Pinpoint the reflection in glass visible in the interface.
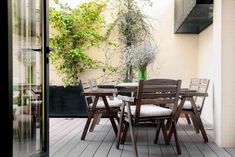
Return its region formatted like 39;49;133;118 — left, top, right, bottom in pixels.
12;0;44;156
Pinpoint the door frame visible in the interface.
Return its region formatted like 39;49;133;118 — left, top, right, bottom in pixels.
41;0;50;156
0;0;50;156
0;0;13;157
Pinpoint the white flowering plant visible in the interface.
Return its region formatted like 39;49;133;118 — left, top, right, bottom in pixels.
124;41;157;69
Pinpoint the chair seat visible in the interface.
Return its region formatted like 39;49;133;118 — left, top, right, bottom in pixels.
182;101;200;109
125;104;172;117
89;99;122;108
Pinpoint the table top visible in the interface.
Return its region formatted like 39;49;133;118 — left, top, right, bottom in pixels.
114;82;138;87
114;82;208;97
82;88;118;96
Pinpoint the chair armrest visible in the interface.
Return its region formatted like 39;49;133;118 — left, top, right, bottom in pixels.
117;95;135;102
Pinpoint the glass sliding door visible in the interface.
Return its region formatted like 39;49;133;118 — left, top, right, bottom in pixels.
12;0;49;156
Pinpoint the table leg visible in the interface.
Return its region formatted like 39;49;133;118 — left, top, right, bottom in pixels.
81;96;99;140
102;96;118;136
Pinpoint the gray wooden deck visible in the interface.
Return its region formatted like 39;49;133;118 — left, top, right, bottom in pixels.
49;118;235;157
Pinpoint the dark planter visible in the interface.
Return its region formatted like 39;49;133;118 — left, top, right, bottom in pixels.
49;85;88;117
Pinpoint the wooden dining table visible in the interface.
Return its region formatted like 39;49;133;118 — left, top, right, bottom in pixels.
115;82;209;142
81;88;119;140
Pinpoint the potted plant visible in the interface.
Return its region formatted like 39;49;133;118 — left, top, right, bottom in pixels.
126;40;157;80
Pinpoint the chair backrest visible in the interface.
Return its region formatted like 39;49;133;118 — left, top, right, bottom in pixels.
195;79;210;112
89;78;98;91
80;78;93;110
189;78;200;91
134;79;181;124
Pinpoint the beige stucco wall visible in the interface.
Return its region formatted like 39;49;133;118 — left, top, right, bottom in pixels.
147;0;198;88
220;0;235;147
213;0;235;147
49;0;199;87
197;25;214;125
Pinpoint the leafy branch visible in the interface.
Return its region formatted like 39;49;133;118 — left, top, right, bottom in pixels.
49;0;115;86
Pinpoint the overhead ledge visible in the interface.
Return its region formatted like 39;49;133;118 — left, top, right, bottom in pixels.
174;0;213;34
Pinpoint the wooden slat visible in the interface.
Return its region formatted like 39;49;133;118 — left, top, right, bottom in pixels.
142;93;177;98
225;148;235;157
49;118;235;157
93;125;116;157
148;128;162;157
50;119;84;155
141;99;175;105
158;131;176;157
50;119;88;157
62;119;109;157
180;119;219;157
79;122;112;157
143;79;178;85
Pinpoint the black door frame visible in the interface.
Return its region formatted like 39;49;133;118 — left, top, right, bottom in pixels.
0;0;50;156
0;0;13;157
41;0;50;156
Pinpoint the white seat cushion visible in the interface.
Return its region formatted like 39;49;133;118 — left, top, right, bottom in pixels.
125;104;172;117
89;99;122;108
182;101;200;109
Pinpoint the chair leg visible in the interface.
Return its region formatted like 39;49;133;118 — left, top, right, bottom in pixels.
185;113;191;124
172;121;181;155
89;113;100;132
121;122;129;144
161;120;169;144
95;113;102;125
116;103;125;149
196;114;208;142
81;97;99;140
165;118;172;130
126;102;138;157
167;121;173;142
190;114;200;133
154;120;161;144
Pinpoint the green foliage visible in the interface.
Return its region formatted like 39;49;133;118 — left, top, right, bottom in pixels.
107;0;153;82
49;0;111;86
117;0;152;46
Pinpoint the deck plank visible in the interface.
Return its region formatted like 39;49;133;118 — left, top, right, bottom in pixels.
50;119;85;155
93;124;116;157
49;118;235;157
225;148;235;157
148;127;162;157
65;119;109;157
79;120;112;157
50;118;87;157
180;118;218;157
50;118;82;145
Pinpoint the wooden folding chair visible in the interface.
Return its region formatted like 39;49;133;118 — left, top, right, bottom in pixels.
116;79;182;156
181;78;210;133
80;78;122;132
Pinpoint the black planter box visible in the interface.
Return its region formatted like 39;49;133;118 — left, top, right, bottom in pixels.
49;85;88;117
49;84;131;118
